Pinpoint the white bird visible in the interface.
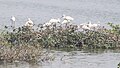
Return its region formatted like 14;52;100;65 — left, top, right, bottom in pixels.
87;21;100;30
94;21;100;27
10;16;16;28
43;22;52;27
11;16;15;22
81;24;90;30
43;18;60;27
24;18;34;27
61;19;70;24
79;23;90;30
62;14;74;21
49;18;60;25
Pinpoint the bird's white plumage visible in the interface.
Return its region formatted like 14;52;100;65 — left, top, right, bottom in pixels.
61;19;70;24
79;21;100;30
42;15;73;27
11;16;15;22
43;22;52;27
10;16;16;28
43;18;60;27
87;21;100;29
62;14;74;21
24;18;34;27
49;18;60;24
81;25;90;30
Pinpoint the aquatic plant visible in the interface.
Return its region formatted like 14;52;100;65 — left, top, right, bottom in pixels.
0;18;120;63
1;22;120;49
107;22;120;35
118;62;120;68
0;26;55;63
107;22;120;47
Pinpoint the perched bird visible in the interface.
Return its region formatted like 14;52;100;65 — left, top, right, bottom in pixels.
79;23;90;30
43;22;52;27
49;18;60;25
61;19;70;24
62;14;74;21
11;16;15;22
24;18;34;27
81;24;90;30
87;21;100;30
43;18;60;27
61;15;74;27
10;16;16;28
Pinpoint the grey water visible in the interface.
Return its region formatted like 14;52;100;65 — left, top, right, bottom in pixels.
0;0;120;68
0;49;120;68
0;0;120;28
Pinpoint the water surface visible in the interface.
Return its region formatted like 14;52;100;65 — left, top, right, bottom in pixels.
0;49;120;68
0;0;120;27
0;0;120;68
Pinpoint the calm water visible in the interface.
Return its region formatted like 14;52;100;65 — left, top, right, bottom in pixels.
0;49;120;68
0;0;120;27
0;0;120;68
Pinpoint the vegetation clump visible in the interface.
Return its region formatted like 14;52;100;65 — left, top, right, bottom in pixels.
0;26;55;63
0;19;120;63
1;22;120;49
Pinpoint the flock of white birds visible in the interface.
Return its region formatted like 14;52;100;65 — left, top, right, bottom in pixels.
10;14;100;30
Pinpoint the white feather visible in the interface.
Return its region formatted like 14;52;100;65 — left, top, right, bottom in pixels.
62;14;74;21
11;16;15;22
24;18;34;27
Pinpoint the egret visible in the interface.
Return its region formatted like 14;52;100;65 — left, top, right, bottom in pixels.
43;22;52;27
43;18;60;27
49;18;60;27
10;16;16;28
24;18;34;27
87;21;100;30
61;19;71;24
61;19;71;28
81;24;90;30
48;18;60;31
61;15;74;28
49;18;60;25
79;23;90;30
95;21;101;27
62;14;74;21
